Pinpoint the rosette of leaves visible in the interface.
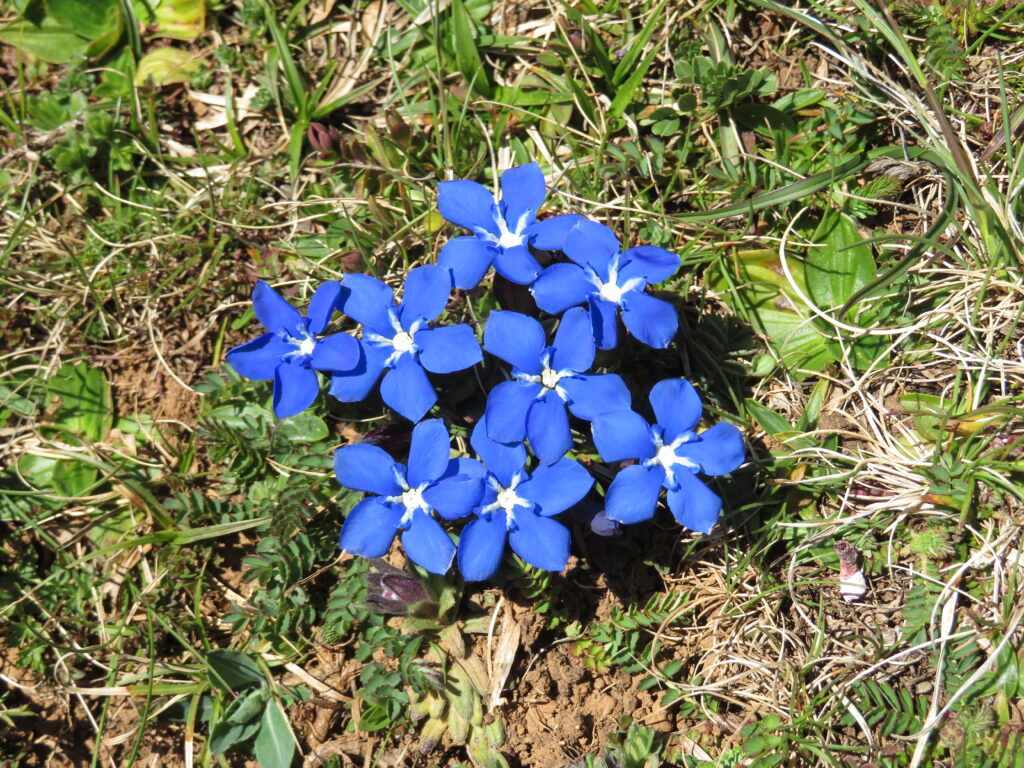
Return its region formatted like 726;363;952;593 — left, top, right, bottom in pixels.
641;55;777;137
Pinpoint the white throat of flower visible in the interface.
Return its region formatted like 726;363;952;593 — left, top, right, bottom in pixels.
480;473;529;529
365;310;426;368
388;469;432;528
643;430;697;487
588;252;645;306
475;205;530;250
284;328;317;361
515;351;571;402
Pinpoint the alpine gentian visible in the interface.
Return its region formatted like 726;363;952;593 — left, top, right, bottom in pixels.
328;264;482;423
226;280;361;418
483;306;631;464
456;416;593;581
530;219;681;350
336;419;484;575
590;379;745;533
438;162;583;289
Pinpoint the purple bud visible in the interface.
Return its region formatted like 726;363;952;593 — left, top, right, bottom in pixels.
364;560;437;616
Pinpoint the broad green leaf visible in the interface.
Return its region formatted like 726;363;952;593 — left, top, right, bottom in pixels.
210;717;261;754
254;700;295;768
805;210;876;309
207;650;264;692
135;46;203;86
153;0;205;40
276;411;328;443
46;0;119;39
0;16;88;63
53;459;99;497
752;308;835;375
492;86;572;106
47;363;112;442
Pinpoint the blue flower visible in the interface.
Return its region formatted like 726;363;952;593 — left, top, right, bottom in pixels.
226;280;361;418
328;265;482;422
530;219;681;350
336;419;485;575
482;306;631;464
456;416;593;581
438;162;583;289
590;379;745;533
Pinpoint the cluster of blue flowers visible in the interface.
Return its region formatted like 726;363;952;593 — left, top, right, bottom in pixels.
226;162;745;581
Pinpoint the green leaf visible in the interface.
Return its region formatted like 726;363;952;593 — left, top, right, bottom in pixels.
135;46;203;86
152;0;206;41
52;459;100;497
751;309;835;375
451;0;492;98
611;0;667;85
206;650;264;692
0;15;89;63
47;363;112;442
608;44;659;117
805;210;876;309
276;411;328;443
209;716;261;754
254;700;295;768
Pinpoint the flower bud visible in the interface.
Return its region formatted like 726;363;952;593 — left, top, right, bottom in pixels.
307;122;341;157
364;560;437;616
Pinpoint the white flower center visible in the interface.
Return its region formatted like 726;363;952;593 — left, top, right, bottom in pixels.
496;487;525;512
297;336;316;356
645;432;697;487
599;282;625;303
392;331;415;354
588;253;645;306
401;486;426;512
655;444;678;468
541;368;565;389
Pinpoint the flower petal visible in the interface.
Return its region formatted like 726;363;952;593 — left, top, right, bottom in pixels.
493;244;541;285
226;332;293;380
562;373;631;422
562;219;619;273
458;512;508;582
424;474;484;520
273;360;319;418
470;416;526;487
399;264;451;326
340;274;395;336
649;378;703;438
499;162;545;230
591;410;655;462
666;470;722;533
253;280;303;335
483;380;539;443
401;509;455;574
438;179;498;236
307;280;344;334
483;311;545;374
439;236;496;290
443;457;489;482
339;497;403;558
551;306;594;372
327;342;388;402
526;213;586;251
380;355;436;422
509;512;570;572
620;290;677;349
588;296;620;350
530;263;592;315
334;443;401;496
518;457;593;516
619;245;680;285
417;324;482;374
526;392;571;464
311;332;361;372
604;464;665;524
407;418;451;487
676;422;745;476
